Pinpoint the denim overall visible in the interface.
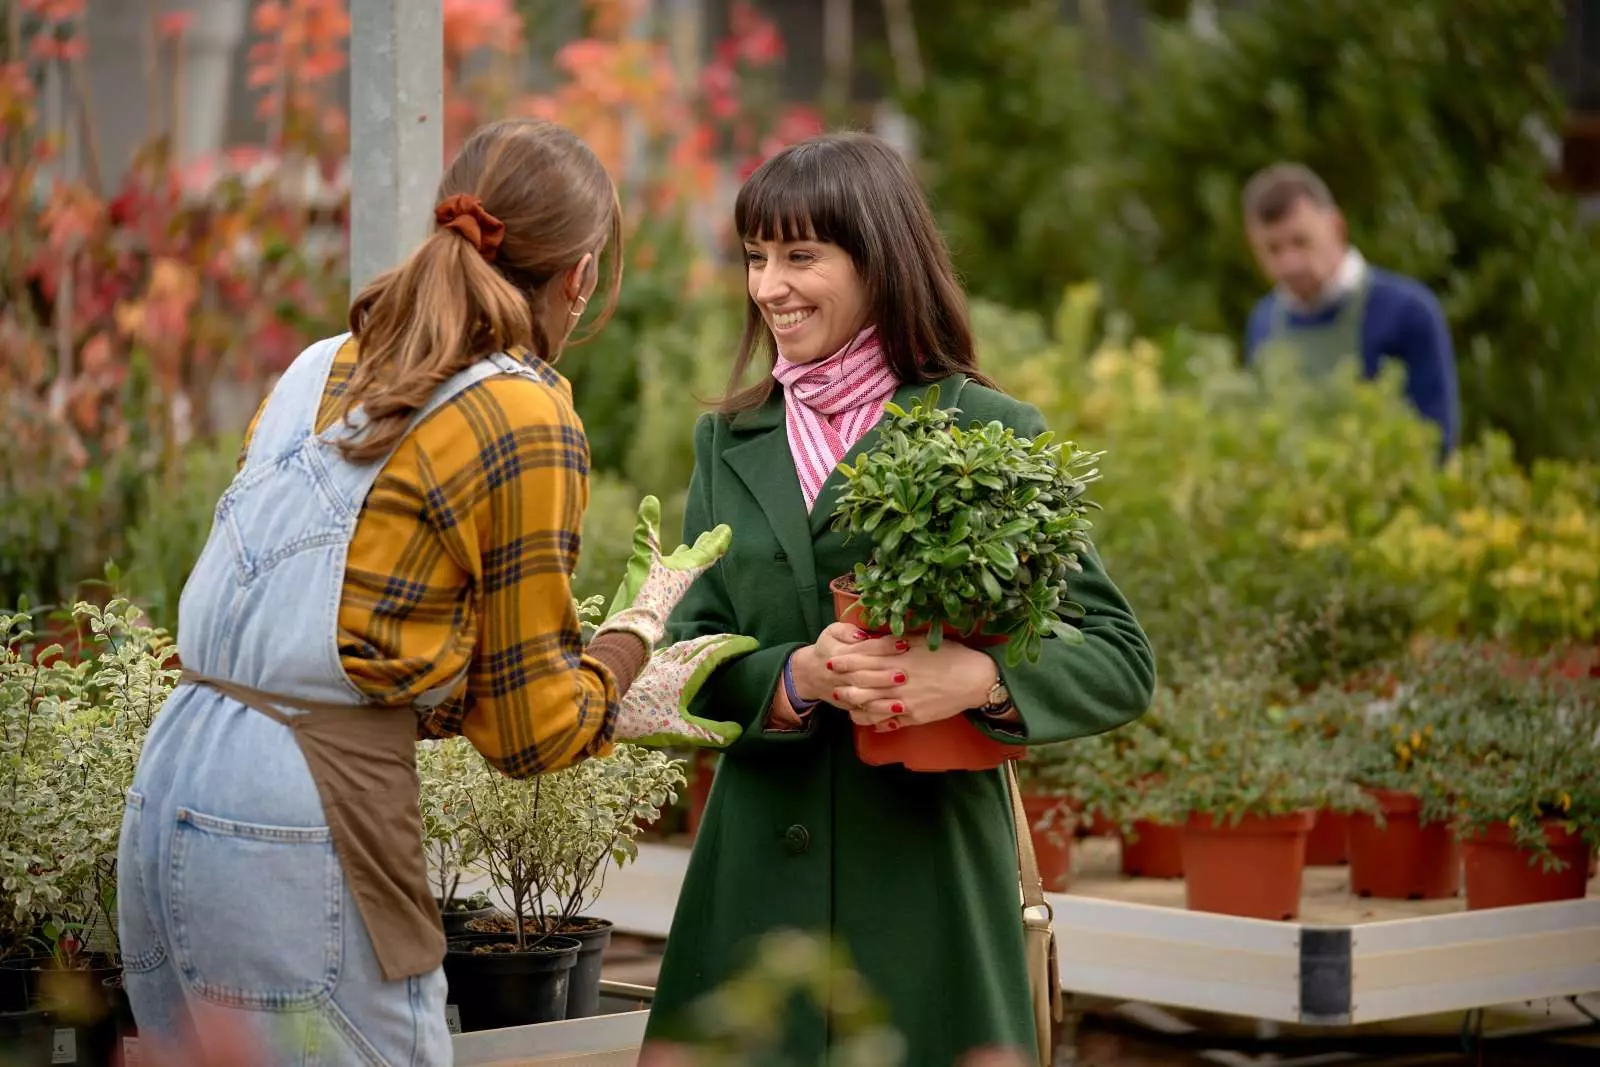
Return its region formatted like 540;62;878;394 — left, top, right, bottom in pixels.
119;334;544;1065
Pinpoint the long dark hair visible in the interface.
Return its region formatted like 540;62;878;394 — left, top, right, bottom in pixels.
341;118;623;463
718;132;996;414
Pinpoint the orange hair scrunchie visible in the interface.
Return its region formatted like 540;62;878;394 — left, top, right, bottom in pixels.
434;193;506;264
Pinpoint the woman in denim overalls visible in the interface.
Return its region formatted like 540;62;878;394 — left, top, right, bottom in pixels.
117;119;735;1065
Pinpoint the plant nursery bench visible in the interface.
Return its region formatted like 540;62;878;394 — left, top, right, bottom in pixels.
464;838;1598;1063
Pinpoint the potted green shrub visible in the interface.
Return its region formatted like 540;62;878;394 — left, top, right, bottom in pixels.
1415;644;1598;910
1339;647;1470;900
829;388;1103;772
1;600;173;1063
1137;654;1368;920
434;738;685;1029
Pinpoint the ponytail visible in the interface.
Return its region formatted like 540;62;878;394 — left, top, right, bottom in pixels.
332;118;621;464
338;229;539;465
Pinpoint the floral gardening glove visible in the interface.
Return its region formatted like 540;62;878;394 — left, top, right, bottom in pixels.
595;495;732;652
612;633;759;747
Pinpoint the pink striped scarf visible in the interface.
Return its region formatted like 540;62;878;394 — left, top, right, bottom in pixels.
771;326;899;510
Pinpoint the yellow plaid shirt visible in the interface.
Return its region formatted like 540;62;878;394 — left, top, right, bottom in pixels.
239;338;616;777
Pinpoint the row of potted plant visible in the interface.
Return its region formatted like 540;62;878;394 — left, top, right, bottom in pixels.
1019;637;1598;920
0;593;687;1061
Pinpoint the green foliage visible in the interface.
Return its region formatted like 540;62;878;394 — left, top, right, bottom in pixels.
422;737;685;949
903;0;1103;312
1407;641;1600;868
122;436;240;632
831;387;1103;665
910;0;1600;461
0;600;175;963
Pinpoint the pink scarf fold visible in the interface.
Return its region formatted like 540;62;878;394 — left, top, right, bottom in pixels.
771;326;899;511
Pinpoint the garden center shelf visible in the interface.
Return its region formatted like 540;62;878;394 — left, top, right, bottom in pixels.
574;838;1600;1029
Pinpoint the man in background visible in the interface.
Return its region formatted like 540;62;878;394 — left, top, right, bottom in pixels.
1241;162;1460;455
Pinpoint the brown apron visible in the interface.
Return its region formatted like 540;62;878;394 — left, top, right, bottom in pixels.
179;669;446;982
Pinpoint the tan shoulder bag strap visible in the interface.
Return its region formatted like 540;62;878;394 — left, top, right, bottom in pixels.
1006;760;1047;911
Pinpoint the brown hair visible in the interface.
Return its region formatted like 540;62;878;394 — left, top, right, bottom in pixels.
339;118;622;462
1242;162;1337;225
718;132;996;414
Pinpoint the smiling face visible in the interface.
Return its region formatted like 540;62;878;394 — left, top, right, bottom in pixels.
744;234;870;365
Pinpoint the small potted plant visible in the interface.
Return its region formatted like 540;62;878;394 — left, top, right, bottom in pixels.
1;600;174;1063
1416;646;1598;910
1138;656;1367;921
1340;648;1468;900
435;738;685;1030
829;388;1103;772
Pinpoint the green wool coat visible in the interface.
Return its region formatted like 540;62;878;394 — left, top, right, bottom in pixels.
644;377;1155;1065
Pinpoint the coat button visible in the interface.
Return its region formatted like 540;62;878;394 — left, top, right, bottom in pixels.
774;550;787;562
783;824;810;854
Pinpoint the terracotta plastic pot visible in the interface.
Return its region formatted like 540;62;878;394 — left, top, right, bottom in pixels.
1305;808;1351;866
1181;810;1316;920
1348;789;1460;900
1462;820;1592;910
831;578;1024;773
1119;820;1184;879
1020;793;1075;892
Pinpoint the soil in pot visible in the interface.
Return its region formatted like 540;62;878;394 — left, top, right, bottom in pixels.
1462;820;1593;910
1305;808;1350;866
442;935;580;1033
1020;794;1075;892
0;955;119;1066
1348;789;1460;900
831;578;1025;773
436;896;501;938
1119;821;1184;879
0;1007;55;1066
1181;811;1316;920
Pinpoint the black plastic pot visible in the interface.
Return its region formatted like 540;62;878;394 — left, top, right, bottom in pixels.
435;898;501;938
102;975;137;1067
442;935;580;1033
0;1007;55;1066
558;918;614;1019
0;956;118;1065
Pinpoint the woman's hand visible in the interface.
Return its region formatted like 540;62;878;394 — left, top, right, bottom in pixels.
785;622;910;706
827;635;999;731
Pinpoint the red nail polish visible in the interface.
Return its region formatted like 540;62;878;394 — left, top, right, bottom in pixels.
826;660;835;671
853;630;869;641
832;691;841;702
893;672;907;685
883;719;902;731
895;640;910;652
891;703;905;715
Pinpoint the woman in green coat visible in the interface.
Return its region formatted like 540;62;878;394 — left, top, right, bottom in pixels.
642;133;1155;1066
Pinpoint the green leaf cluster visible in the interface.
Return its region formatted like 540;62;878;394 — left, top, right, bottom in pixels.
829;387;1103;666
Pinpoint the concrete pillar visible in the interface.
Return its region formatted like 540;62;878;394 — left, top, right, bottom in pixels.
348;0;443;298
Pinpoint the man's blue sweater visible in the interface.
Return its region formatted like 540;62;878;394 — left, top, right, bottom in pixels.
1244;268;1460;454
